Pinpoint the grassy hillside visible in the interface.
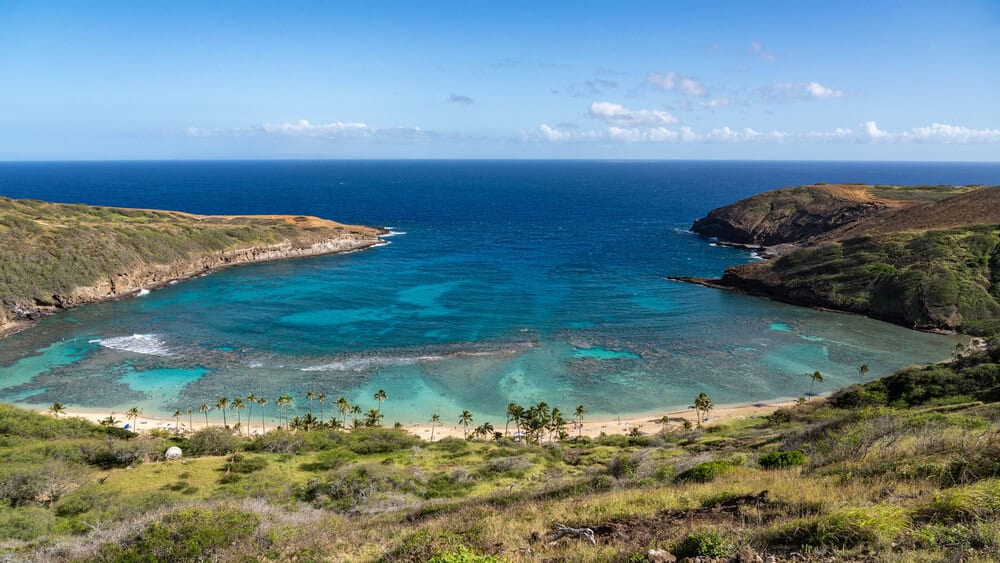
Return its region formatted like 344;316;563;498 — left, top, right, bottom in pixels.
724;225;1000;333
0;196;380;326
4;344;1000;561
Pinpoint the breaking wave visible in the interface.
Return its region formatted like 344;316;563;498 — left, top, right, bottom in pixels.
91;334;172;356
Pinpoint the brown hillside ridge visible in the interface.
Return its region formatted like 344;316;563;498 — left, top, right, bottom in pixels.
0;197;387;336
690;183;989;248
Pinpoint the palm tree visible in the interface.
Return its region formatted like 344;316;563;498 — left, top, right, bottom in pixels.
549;407;563;441
125;407;142;429
215;397;229;427
257;397;268;434
317;392;327;424
48;402;67;418
505;402;517;437
374;389;387;413
336;397;350;426
857;364;870;384
809;370;824;395
100;413;120;427
172;409;182;432
430;413;441;441
199;404;211;427
507;403;525;439
658;415;671;433
574;404;586;437
187;407;194;430
276;394;294;429
459;410;473;438
306;391;315;415
365;408;383;427
232;397;245;435
690;392;713;428
246;393;257;426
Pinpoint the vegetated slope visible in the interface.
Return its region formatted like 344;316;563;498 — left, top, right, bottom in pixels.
722;225;1000;333
0;197;383;331
4;342;1000;561
691;184;1000;333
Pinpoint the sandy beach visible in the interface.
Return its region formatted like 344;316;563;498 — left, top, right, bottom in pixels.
43;397;803;441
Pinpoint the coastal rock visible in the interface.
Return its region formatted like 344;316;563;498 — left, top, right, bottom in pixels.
690;184;896;246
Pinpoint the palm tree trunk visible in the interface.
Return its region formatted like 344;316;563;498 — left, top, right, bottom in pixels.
204;412;209;427
222;410;227;428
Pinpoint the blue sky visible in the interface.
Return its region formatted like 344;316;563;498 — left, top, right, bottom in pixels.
1;1;998;160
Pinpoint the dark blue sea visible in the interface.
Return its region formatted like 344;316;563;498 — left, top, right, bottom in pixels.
1;161;995;428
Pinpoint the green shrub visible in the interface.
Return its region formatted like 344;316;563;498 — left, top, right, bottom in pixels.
676;460;735;483
248;429;303;454
185;427;238;456
347;427;421;454
674;530;731;558
91;506;259;562
928;480;1000;522
428;545;502;563
759;450;808;470
0;506;54;541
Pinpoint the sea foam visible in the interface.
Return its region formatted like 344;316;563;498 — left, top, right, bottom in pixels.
91;334;172;356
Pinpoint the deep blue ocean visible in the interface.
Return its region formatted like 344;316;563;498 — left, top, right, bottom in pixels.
1;161;996;428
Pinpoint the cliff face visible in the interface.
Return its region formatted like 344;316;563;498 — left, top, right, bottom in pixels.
688;184;1000;334
690;184;902;246
0;197;384;335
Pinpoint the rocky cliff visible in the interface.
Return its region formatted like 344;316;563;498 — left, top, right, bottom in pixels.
686;184;1000;334
0;197;385;335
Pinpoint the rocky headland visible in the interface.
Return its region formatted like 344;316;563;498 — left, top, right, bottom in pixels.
0;197;386;336
681;183;1000;334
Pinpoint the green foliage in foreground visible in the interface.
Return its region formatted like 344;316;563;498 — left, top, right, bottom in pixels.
764;225;1000;332
6;343;1000;561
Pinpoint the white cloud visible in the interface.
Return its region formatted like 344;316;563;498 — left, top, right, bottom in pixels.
700;97;731;109
260;119;374;138
535;123;602;142
863;121;890;140
765;81;844;102
607;126;679;143
705;127;789;143
647;72;708;97
859;121;1000;143
902;122;1000;143
589;102;678;126
750;41;776;61
186;119;430;141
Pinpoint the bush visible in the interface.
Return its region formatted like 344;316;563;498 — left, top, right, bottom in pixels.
759;450;808;470
225;453;268;474
347;427;421;454
674;530;731;558
185;427;238;456
608;455;636;479
676;460;735;483
486;456;533;475
91;506;260;561
248;429;304;454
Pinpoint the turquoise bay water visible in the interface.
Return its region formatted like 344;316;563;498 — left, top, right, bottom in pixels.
0;161;992;426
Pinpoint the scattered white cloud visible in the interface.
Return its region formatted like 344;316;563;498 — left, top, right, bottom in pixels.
448;94;474;105
187;119;430;141
588;102;678;126
700;97;731;109
859;121;1000;143
764;81;844;102
535;123;602;142
647;72;708;97
750;41;776;61
532;119;1000;145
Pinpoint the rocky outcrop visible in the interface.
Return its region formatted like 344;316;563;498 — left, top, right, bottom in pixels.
691;184;900;246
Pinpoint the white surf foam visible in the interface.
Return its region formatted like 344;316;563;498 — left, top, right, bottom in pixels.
90;334;172;356
136;288;150;297
301;354;444;372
